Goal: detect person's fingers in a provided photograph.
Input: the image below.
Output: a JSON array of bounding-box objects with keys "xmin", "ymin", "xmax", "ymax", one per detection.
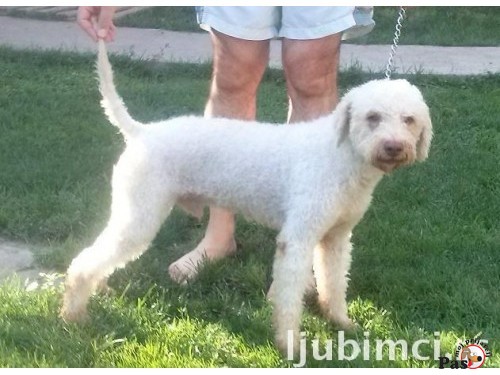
[
  {"xmin": 97, "ymin": 6, "xmax": 117, "ymax": 41},
  {"xmin": 98, "ymin": 23, "xmax": 116, "ymax": 42},
  {"xmin": 106, "ymin": 24, "xmax": 117, "ymax": 42},
  {"xmin": 77, "ymin": 6, "xmax": 98, "ymax": 42},
  {"xmin": 77, "ymin": 6, "xmax": 117, "ymax": 42}
]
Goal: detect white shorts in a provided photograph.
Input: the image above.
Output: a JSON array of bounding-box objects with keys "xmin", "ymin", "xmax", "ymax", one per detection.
[{"xmin": 196, "ymin": 6, "xmax": 375, "ymax": 41}]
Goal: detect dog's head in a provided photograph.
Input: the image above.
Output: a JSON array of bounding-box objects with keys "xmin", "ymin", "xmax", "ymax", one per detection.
[{"xmin": 336, "ymin": 79, "xmax": 433, "ymax": 173}]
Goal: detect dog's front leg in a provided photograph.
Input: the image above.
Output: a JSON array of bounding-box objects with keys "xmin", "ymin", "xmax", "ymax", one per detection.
[
  {"xmin": 313, "ymin": 226, "xmax": 357, "ymax": 331},
  {"xmin": 269, "ymin": 231, "xmax": 315, "ymax": 357}
]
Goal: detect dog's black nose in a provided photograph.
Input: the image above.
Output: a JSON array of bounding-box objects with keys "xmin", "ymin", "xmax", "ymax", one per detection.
[
  {"xmin": 383, "ymin": 141, "xmax": 404, "ymax": 157},
  {"xmin": 477, "ymin": 356, "xmax": 482, "ymax": 362}
]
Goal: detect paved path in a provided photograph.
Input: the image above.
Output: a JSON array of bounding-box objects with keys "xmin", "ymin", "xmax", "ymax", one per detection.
[
  {"xmin": 0, "ymin": 238, "xmax": 42, "ymax": 282},
  {"xmin": 0, "ymin": 6, "xmax": 147, "ymax": 21},
  {"xmin": 1, "ymin": 14, "xmax": 499, "ymax": 282},
  {"xmin": 1, "ymin": 16, "xmax": 500, "ymax": 75}
]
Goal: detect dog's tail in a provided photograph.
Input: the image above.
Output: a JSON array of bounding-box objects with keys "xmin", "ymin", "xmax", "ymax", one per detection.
[{"xmin": 97, "ymin": 39, "xmax": 141, "ymax": 138}]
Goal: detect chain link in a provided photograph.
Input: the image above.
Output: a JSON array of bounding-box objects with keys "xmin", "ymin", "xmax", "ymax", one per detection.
[{"xmin": 385, "ymin": 6, "xmax": 406, "ymax": 79}]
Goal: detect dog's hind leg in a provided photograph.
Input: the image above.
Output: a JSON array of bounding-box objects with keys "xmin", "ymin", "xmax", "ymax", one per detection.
[
  {"xmin": 313, "ymin": 226, "xmax": 356, "ymax": 330},
  {"xmin": 61, "ymin": 162, "xmax": 174, "ymax": 323}
]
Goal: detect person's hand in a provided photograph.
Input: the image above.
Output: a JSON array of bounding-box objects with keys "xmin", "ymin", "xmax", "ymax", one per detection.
[{"xmin": 77, "ymin": 6, "xmax": 117, "ymax": 42}]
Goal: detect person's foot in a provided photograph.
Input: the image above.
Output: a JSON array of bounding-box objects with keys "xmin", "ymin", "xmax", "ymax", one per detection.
[
  {"xmin": 169, "ymin": 206, "xmax": 236, "ymax": 283},
  {"xmin": 168, "ymin": 236, "xmax": 237, "ymax": 284}
]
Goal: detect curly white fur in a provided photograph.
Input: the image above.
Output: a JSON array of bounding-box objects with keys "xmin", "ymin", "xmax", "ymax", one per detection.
[{"xmin": 61, "ymin": 40, "xmax": 432, "ymax": 355}]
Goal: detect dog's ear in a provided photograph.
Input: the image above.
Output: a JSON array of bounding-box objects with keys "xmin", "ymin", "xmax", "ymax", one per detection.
[
  {"xmin": 416, "ymin": 110, "xmax": 433, "ymax": 161},
  {"xmin": 335, "ymin": 99, "xmax": 351, "ymax": 147}
]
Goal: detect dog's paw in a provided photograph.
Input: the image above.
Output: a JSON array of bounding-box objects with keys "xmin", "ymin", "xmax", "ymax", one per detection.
[
  {"xmin": 96, "ymin": 279, "xmax": 115, "ymax": 296},
  {"xmin": 60, "ymin": 305, "xmax": 89, "ymax": 324},
  {"xmin": 333, "ymin": 316, "xmax": 359, "ymax": 332},
  {"xmin": 275, "ymin": 329, "xmax": 298, "ymax": 358}
]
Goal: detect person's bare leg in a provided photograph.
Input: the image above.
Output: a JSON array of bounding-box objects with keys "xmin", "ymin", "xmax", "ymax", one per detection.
[
  {"xmin": 169, "ymin": 30, "xmax": 270, "ymax": 283},
  {"xmin": 282, "ymin": 34, "xmax": 341, "ymax": 123}
]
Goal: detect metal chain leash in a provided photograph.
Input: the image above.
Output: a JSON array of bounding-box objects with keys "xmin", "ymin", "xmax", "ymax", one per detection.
[{"xmin": 385, "ymin": 6, "xmax": 407, "ymax": 79}]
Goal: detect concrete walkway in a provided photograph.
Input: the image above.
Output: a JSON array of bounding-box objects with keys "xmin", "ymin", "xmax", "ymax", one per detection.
[
  {"xmin": 0, "ymin": 238, "xmax": 39, "ymax": 281},
  {"xmin": 1, "ymin": 16, "xmax": 500, "ymax": 75},
  {"xmin": 1, "ymin": 14, "xmax": 499, "ymax": 283},
  {"xmin": 0, "ymin": 6, "xmax": 148, "ymax": 21}
]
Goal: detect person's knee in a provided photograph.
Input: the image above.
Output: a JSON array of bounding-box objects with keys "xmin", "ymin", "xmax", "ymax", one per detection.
[
  {"xmin": 283, "ymin": 53, "xmax": 338, "ymax": 103},
  {"xmin": 211, "ymin": 31, "xmax": 269, "ymax": 100},
  {"xmin": 282, "ymin": 36, "xmax": 341, "ymax": 102},
  {"xmin": 212, "ymin": 66, "xmax": 263, "ymax": 101}
]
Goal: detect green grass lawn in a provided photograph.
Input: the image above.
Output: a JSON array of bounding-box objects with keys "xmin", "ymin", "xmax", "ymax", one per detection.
[
  {"xmin": 0, "ymin": 47, "xmax": 499, "ymax": 368},
  {"xmin": 116, "ymin": 6, "xmax": 500, "ymax": 47}
]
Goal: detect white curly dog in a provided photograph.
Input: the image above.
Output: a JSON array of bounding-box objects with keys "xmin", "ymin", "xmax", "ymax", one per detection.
[{"xmin": 61, "ymin": 40, "xmax": 432, "ymax": 354}]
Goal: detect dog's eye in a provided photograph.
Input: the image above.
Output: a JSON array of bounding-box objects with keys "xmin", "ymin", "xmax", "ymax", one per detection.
[
  {"xmin": 403, "ymin": 116, "xmax": 415, "ymax": 125},
  {"xmin": 366, "ymin": 112, "xmax": 382, "ymax": 128}
]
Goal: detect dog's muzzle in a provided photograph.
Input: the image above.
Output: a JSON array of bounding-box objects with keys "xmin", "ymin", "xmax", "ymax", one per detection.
[{"xmin": 373, "ymin": 140, "xmax": 413, "ymax": 173}]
